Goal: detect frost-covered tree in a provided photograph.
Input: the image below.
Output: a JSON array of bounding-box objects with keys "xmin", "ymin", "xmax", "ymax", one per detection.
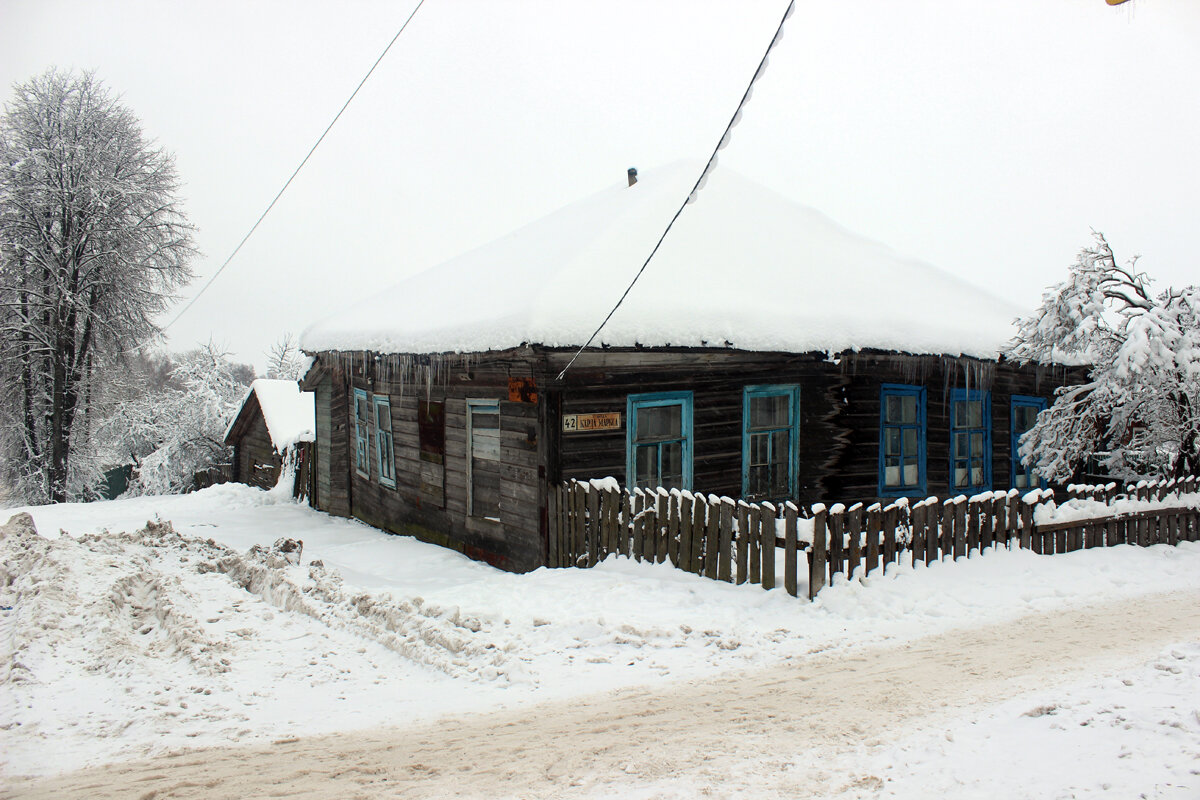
[
  {"xmin": 99, "ymin": 343, "xmax": 252, "ymax": 497},
  {"xmin": 265, "ymin": 333, "xmax": 305, "ymax": 380},
  {"xmin": 0, "ymin": 70, "xmax": 195, "ymax": 502},
  {"xmin": 1005, "ymin": 233, "xmax": 1200, "ymax": 482}
]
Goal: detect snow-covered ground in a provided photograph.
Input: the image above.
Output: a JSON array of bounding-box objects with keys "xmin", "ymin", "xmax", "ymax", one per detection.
[{"xmin": 2, "ymin": 483, "xmax": 1198, "ymax": 797}]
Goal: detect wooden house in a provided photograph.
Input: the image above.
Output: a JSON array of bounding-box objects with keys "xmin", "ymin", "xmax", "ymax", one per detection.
[
  {"xmin": 299, "ymin": 163, "xmax": 1073, "ymax": 572},
  {"xmin": 224, "ymin": 379, "xmax": 316, "ymax": 493}
]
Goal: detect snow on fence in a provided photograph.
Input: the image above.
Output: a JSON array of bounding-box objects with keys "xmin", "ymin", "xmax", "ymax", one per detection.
[{"xmin": 547, "ymin": 477, "xmax": 1200, "ymax": 600}]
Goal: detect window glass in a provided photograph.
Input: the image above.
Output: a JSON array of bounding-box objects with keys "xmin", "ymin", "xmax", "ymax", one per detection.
[
  {"xmin": 879, "ymin": 385, "xmax": 925, "ymax": 496},
  {"xmin": 950, "ymin": 389, "xmax": 990, "ymax": 492},
  {"xmin": 1011, "ymin": 396, "xmax": 1047, "ymax": 490},
  {"xmin": 742, "ymin": 386, "xmax": 799, "ymax": 501},
  {"xmin": 628, "ymin": 393, "xmax": 692, "ymax": 491},
  {"xmin": 468, "ymin": 400, "xmax": 501, "ymax": 519}
]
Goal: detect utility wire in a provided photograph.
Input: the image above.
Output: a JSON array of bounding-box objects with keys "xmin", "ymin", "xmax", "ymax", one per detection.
[
  {"xmin": 556, "ymin": 0, "xmax": 795, "ymax": 380},
  {"xmin": 158, "ymin": 0, "xmax": 427, "ymax": 337}
]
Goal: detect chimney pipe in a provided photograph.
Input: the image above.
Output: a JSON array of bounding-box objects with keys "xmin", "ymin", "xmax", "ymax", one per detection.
[{"xmin": 627, "ymin": 167, "xmax": 637, "ymax": 187}]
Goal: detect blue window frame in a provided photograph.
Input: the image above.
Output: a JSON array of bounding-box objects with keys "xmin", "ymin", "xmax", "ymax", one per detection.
[
  {"xmin": 374, "ymin": 395, "xmax": 395, "ymax": 488},
  {"xmin": 742, "ymin": 384, "xmax": 800, "ymax": 501},
  {"xmin": 878, "ymin": 384, "xmax": 926, "ymax": 497},
  {"xmin": 353, "ymin": 388, "xmax": 370, "ymax": 478},
  {"xmin": 1011, "ymin": 395, "xmax": 1048, "ymax": 490},
  {"xmin": 950, "ymin": 388, "xmax": 991, "ymax": 493},
  {"xmin": 627, "ymin": 391, "xmax": 693, "ymax": 490}
]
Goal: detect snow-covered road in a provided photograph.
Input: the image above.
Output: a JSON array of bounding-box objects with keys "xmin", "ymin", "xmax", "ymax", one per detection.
[
  {"xmin": 2, "ymin": 484, "xmax": 1199, "ymax": 798},
  {"xmin": 9, "ymin": 588, "xmax": 1199, "ymax": 799}
]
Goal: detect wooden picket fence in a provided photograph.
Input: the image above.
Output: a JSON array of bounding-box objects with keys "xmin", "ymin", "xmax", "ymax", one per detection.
[{"xmin": 546, "ymin": 477, "xmax": 1200, "ymax": 600}]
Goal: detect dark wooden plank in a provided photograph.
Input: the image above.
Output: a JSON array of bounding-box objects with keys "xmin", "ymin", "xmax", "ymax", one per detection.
[
  {"xmin": 748, "ymin": 505, "xmax": 762, "ymax": 584},
  {"xmin": 690, "ymin": 494, "xmax": 707, "ymax": 575},
  {"xmin": 631, "ymin": 489, "xmax": 645, "ymax": 562},
  {"xmin": 882, "ymin": 505, "xmax": 897, "ymax": 569},
  {"xmin": 761, "ymin": 503, "xmax": 776, "ymax": 591},
  {"xmin": 828, "ymin": 505, "xmax": 845, "ymax": 582},
  {"xmin": 718, "ymin": 498, "xmax": 734, "ymax": 583},
  {"xmin": 809, "ymin": 505, "xmax": 828, "ymax": 599},
  {"xmin": 784, "ymin": 502, "xmax": 798, "ymax": 597},
  {"xmin": 967, "ymin": 499, "xmax": 980, "ymax": 556},
  {"xmin": 736, "ymin": 502, "xmax": 750, "ymax": 585},
  {"xmin": 679, "ymin": 491, "xmax": 694, "ymax": 570},
  {"xmin": 940, "ymin": 500, "xmax": 954, "ymax": 561},
  {"xmin": 865, "ymin": 504, "xmax": 881, "ymax": 576},
  {"xmin": 953, "ymin": 499, "xmax": 967, "ymax": 560},
  {"xmin": 847, "ymin": 503, "xmax": 863, "ymax": 580},
  {"xmin": 704, "ymin": 495, "xmax": 720, "ymax": 579},
  {"xmin": 910, "ymin": 502, "xmax": 925, "ymax": 565},
  {"xmin": 656, "ymin": 489, "xmax": 670, "ymax": 564}
]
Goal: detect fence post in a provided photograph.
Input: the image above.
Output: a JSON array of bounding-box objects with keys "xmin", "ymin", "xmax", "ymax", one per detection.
[
  {"xmin": 690, "ymin": 494, "xmax": 707, "ymax": 574},
  {"xmin": 760, "ymin": 502, "xmax": 776, "ymax": 591},
  {"xmin": 966, "ymin": 497, "xmax": 981, "ymax": 556},
  {"xmin": 784, "ymin": 502, "xmax": 798, "ymax": 597},
  {"xmin": 911, "ymin": 501, "xmax": 926, "ymax": 565},
  {"xmin": 809, "ymin": 504, "xmax": 828, "ymax": 599},
  {"xmin": 654, "ymin": 489, "xmax": 669, "ymax": 563},
  {"xmin": 940, "ymin": 499, "xmax": 954, "ymax": 562},
  {"xmin": 704, "ymin": 495, "xmax": 721, "ymax": 579},
  {"xmin": 1020, "ymin": 494, "xmax": 1034, "ymax": 552},
  {"xmin": 866, "ymin": 503, "xmax": 882, "ymax": 576},
  {"xmin": 666, "ymin": 489, "xmax": 680, "ymax": 565},
  {"xmin": 719, "ymin": 498, "xmax": 735, "ymax": 583},
  {"xmin": 735, "ymin": 500, "xmax": 750, "ymax": 584},
  {"xmin": 828, "ymin": 503, "xmax": 845, "ymax": 582},
  {"xmin": 747, "ymin": 504, "xmax": 762, "ymax": 584},
  {"xmin": 679, "ymin": 491, "xmax": 694, "ymax": 570},
  {"xmin": 883, "ymin": 503, "xmax": 897, "ymax": 570},
  {"xmin": 847, "ymin": 503, "xmax": 864, "ymax": 579}
]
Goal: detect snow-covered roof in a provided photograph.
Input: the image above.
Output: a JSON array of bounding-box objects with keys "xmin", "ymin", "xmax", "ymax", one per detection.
[
  {"xmin": 225, "ymin": 380, "xmax": 315, "ymax": 453},
  {"xmin": 301, "ymin": 162, "xmax": 1022, "ymax": 359}
]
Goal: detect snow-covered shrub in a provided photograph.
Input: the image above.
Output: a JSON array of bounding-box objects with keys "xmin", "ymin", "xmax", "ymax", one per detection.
[{"xmin": 1005, "ymin": 232, "xmax": 1200, "ymax": 482}]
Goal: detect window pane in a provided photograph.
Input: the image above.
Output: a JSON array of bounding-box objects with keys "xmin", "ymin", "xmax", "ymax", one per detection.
[
  {"xmin": 771, "ymin": 428, "xmax": 789, "ymax": 462},
  {"xmin": 1014, "ymin": 472, "xmax": 1030, "ymax": 489},
  {"xmin": 902, "ymin": 428, "xmax": 918, "ymax": 458},
  {"xmin": 901, "ymin": 395, "xmax": 917, "ymax": 424},
  {"xmin": 884, "ymin": 464, "xmax": 901, "ymax": 486},
  {"xmin": 750, "ymin": 431, "xmax": 770, "ymax": 466},
  {"xmin": 750, "ymin": 394, "xmax": 789, "ymax": 429},
  {"xmin": 472, "ymin": 411, "xmax": 499, "ymax": 430},
  {"xmin": 635, "ymin": 445, "xmax": 657, "ymax": 488},
  {"xmin": 971, "ymin": 462, "xmax": 984, "ymax": 486},
  {"xmin": 770, "ymin": 463, "xmax": 789, "ymax": 497},
  {"xmin": 967, "ymin": 401, "xmax": 983, "ymax": 428},
  {"xmin": 971, "ymin": 432, "xmax": 983, "ymax": 454},
  {"xmin": 356, "ymin": 395, "xmax": 369, "ymax": 421},
  {"xmin": 903, "ymin": 463, "xmax": 918, "ymax": 485},
  {"xmin": 885, "ymin": 427, "xmax": 900, "ymax": 456},
  {"xmin": 661, "ymin": 442, "xmax": 682, "ymax": 488},
  {"xmin": 955, "ymin": 432, "xmax": 970, "ymax": 458},
  {"xmin": 637, "ymin": 404, "xmax": 681, "ymax": 441},
  {"xmin": 954, "ymin": 464, "xmax": 969, "ymax": 488},
  {"xmin": 376, "ymin": 403, "xmax": 391, "ymax": 432}
]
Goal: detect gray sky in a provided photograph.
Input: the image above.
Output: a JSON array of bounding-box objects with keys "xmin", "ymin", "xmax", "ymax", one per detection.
[{"xmin": 3, "ymin": 0, "xmax": 1198, "ymax": 369}]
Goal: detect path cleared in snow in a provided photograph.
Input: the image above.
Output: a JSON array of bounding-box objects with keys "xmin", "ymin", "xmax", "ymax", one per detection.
[{"xmin": 11, "ymin": 588, "xmax": 1198, "ymax": 799}]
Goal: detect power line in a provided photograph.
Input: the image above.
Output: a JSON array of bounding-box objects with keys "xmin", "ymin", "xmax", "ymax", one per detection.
[
  {"xmin": 556, "ymin": 0, "xmax": 795, "ymax": 381},
  {"xmin": 159, "ymin": 0, "xmax": 428, "ymax": 337}
]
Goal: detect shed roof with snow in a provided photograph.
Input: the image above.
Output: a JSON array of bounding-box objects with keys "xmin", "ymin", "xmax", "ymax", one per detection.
[
  {"xmin": 301, "ymin": 162, "xmax": 1021, "ymax": 359},
  {"xmin": 224, "ymin": 379, "xmax": 316, "ymax": 454}
]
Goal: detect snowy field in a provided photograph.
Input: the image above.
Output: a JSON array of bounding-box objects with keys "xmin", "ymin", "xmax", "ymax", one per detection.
[{"xmin": 2, "ymin": 483, "xmax": 1199, "ymax": 797}]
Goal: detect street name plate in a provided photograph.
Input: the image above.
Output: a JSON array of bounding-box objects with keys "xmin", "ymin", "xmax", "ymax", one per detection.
[{"xmin": 562, "ymin": 412, "xmax": 621, "ymax": 433}]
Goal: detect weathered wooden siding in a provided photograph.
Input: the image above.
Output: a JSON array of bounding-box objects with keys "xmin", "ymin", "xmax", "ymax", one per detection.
[
  {"xmin": 544, "ymin": 350, "xmax": 847, "ymax": 504},
  {"xmin": 831, "ymin": 353, "xmax": 1076, "ymax": 503},
  {"xmin": 325, "ymin": 350, "xmax": 547, "ymax": 572},
  {"xmin": 234, "ymin": 409, "xmax": 281, "ymax": 491},
  {"xmin": 314, "ymin": 371, "xmax": 333, "ymax": 512}
]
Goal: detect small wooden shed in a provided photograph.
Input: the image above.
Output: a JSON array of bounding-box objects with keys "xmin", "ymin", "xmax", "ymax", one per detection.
[
  {"xmin": 299, "ymin": 163, "xmax": 1075, "ymax": 571},
  {"xmin": 224, "ymin": 379, "xmax": 316, "ymax": 492}
]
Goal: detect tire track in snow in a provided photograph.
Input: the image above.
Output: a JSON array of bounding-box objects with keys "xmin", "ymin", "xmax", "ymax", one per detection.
[{"xmin": 11, "ymin": 588, "xmax": 1199, "ymax": 800}]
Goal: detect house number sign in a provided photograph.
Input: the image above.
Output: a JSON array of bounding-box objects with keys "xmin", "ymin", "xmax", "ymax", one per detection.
[{"xmin": 562, "ymin": 412, "xmax": 621, "ymax": 433}]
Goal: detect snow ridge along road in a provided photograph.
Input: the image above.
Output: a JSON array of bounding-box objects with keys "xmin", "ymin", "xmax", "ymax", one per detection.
[{"xmin": 11, "ymin": 589, "xmax": 1199, "ymax": 800}]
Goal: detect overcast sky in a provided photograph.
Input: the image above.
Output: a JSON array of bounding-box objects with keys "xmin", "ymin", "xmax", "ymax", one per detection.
[{"xmin": 3, "ymin": 0, "xmax": 1197, "ymax": 369}]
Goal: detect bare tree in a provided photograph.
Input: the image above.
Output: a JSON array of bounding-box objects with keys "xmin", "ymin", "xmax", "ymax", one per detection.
[
  {"xmin": 0, "ymin": 69, "xmax": 195, "ymax": 502},
  {"xmin": 266, "ymin": 332, "xmax": 306, "ymax": 381}
]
